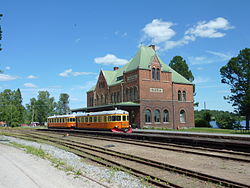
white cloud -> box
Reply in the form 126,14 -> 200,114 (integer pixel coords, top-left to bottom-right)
193,77 -> 210,84
196,67 -> 204,71
59,69 -> 96,77
185,17 -> 234,38
27,75 -> 38,79
94,54 -> 128,66
188,56 -> 214,65
0,74 -> 18,81
5,66 -> 11,70
206,50 -> 232,61
141,17 -> 234,51
142,19 -> 176,44
24,83 -> 37,88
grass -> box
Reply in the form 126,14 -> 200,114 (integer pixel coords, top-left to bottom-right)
143,127 -> 250,134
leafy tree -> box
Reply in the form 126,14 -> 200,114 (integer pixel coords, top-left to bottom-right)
220,48 -> 250,130
0,89 -> 25,126
202,111 -> 212,123
169,56 -> 194,82
26,91 -> 56,124
56,93 -> 70,115
215,113 -> 240,129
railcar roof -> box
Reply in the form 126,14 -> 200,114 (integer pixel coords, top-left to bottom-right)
75,109 -> 128,117
47,114 -> 76,118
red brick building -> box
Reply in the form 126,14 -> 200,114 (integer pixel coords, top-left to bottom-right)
73,45 -> 194,129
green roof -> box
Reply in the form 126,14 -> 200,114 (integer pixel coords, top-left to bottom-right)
88,45 -> 192,92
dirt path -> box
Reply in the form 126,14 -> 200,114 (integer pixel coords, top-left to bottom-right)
0,143 -> 103,188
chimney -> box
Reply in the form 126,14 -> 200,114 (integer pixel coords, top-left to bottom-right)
113,67 -> 119,71
149,45 -> 156,51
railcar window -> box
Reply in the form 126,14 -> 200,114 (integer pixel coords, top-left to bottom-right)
108,116 -> 112,122
94,116 -> 97,122
127,116 -> 129,121
98,116 -> 101,122
85,117 -> 88,122
117,116 -> 121,121
89,117 -> 93,122
104,116 -> 107,122
112,116 -> 116,121
122,116 -> 126,121
70,118 -> 76,122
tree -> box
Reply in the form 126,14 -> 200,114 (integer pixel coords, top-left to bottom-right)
0,89 -> 25,126
26,91 -> 56,124
220,48 -> 250,130
216,113 -> 240,129
56,93 -> 70,115
169,56 -> 194,82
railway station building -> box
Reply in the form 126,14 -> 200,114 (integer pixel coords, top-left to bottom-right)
72,45 -> 194,129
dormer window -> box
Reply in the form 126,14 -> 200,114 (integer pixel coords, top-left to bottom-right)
152,68 -> 156,80
152,67 -> 160,80
156,68 -> 160,80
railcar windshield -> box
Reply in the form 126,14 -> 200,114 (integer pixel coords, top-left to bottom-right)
69,118 -> 76,122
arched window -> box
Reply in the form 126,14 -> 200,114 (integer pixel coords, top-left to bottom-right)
145,109 -> 151,123
96,95 -> 99,105
134,87 -> 138,100
178,90 -> 182,101
152,68 -> 156,80
182,91 -> 186,101
154,109 -> 160,123
101,95 -> 103,104
111,93 -> 114,103
156,68 -> 160,80
117,92 -> 120,103
180,110 -> 186,123
114,92 -> 117,103
163,110 -> 169,123
126,88 -> 129,101
130,88 -> 133,101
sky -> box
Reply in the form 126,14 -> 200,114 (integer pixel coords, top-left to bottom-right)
0,0 -> 249,112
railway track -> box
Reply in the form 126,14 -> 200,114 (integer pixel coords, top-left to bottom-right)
4,130 -> 249,188
38,129 -> 250,163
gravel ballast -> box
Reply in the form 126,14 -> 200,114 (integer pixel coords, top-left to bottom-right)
0,135 -> 145,188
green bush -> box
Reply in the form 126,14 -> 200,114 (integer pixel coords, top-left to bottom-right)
215,113 -> 240,129
195,119 -> 211,128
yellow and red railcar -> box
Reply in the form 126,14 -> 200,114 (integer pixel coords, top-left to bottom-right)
47,110 -> 132,133
47,114 -> 76,129
75,110 -> 132,133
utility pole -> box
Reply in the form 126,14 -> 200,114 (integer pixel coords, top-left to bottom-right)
0,14 -> 3,51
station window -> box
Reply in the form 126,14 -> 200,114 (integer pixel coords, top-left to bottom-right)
154,109 -> 160,123
182,91 -> 186,101
178,90 -> 182,101
145,109 -> 151,123
152,68 -> 156,80
163,110 -> 169,123
180,110 -> 186,123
